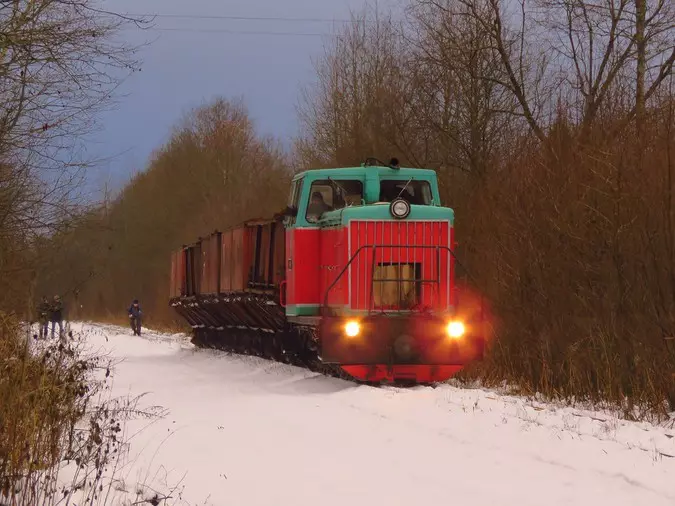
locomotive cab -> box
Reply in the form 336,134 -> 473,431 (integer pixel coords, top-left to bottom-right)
283,161 -> 485,383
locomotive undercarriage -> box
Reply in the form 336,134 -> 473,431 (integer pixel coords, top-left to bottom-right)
170,294 -> 356,382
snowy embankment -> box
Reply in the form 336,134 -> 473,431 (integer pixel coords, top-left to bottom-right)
62,322 -> 675,505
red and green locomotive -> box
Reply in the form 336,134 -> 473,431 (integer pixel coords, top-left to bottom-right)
169,159 -> 487,383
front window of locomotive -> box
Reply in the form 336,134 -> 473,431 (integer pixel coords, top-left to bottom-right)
379,179 -> 433,205
305,179 -> 364,223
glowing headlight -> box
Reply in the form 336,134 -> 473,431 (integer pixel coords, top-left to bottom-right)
446,321 -> 465,339
345,320 -> 360,337
390,198 -> 411,219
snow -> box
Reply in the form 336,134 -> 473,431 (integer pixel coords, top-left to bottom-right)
64,322 -> 675,505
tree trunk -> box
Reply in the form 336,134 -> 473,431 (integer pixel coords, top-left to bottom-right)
635,0 -> 647,135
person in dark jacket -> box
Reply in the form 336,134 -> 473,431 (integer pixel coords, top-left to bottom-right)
128,299 -> 142,336
306,191 -> 331,222
50,295 -> 64,338
37,296 -> 50,339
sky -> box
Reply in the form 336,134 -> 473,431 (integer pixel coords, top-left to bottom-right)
85,0 -> 370,198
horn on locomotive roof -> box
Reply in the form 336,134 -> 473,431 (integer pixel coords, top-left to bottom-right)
363,157 -> 400,170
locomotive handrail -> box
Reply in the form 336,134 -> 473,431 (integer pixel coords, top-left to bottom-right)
321,243 -> 478,314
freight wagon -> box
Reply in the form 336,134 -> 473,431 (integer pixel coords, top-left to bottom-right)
170,158 -> 487,383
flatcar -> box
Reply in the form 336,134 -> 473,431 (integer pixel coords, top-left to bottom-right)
169,158 -> 487,383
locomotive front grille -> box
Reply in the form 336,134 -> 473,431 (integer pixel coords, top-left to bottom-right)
349,220 -> 452,312
372,263 -> 421,309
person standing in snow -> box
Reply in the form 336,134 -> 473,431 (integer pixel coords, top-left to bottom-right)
37,296 -> 50,339
128,299 -> 142,336
49,295 -> 64,338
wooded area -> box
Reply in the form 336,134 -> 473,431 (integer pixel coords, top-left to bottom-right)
34,98 -> 291,324
3,0 -> 675,419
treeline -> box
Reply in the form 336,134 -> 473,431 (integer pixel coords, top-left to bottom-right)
38,0 -> 675,417
38,99 -> 291,325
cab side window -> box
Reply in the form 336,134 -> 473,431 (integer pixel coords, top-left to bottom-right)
305,179 -> 363,223
285,178 -> 303,227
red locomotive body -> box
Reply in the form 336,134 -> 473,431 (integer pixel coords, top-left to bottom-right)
170,161 -> 487,384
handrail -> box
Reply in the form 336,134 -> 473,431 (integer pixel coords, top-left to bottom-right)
321,243 -> 477,313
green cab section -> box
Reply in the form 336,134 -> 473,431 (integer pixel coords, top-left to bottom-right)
284,161 -> 450,229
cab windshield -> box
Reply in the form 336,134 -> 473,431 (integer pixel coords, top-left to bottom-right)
379,179 -> 432,205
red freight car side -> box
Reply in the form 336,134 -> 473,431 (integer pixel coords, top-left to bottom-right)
178,248 -> 186,297
246,220 -> 286,288
170,251 -> 178,299
199,232 -> 221,295
200,239 -> 208,294
220,230 -> 233,292
185,242 -> 202,296
231,226 -> 248,291
199,238 -> 207,294
170,248 -> 187,298
178,219 -> 286,298
211,233 -> 221,293
256,223 -> 271,287
219,226 -> 251,293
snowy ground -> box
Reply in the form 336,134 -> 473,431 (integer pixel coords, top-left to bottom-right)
60,322 -> 675,505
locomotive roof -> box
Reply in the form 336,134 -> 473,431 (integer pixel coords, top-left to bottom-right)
293,165 -> 437,180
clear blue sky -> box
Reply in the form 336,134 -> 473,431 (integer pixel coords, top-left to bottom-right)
85,0 -> 368,198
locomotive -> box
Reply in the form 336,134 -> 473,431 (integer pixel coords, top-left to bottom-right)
169,158 -> 487,383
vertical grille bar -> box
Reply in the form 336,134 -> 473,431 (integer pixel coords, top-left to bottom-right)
447,222 -> 451,308
435,221 -> 439,308
420,223 -> 429,305
356,221 -> 360,310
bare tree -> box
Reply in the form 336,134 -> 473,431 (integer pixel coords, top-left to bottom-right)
437,0 -> 675,138
406,0 -> 521,179
0,0 -> 149,312
0,0 -> 149,234
296,5 -> 418,168
536,0 -> 675,132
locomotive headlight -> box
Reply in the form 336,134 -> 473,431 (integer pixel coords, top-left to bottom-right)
446,321 -> 465,340
344,320 -> 361,338
390,198 -> 411,219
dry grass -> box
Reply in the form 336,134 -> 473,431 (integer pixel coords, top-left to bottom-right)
0,314 -> 188,505
0,313 -> 108,503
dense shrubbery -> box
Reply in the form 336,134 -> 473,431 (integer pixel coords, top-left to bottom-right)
458,117 -> 675,418
0,316 -> 115,504
0,316 -> 183,504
